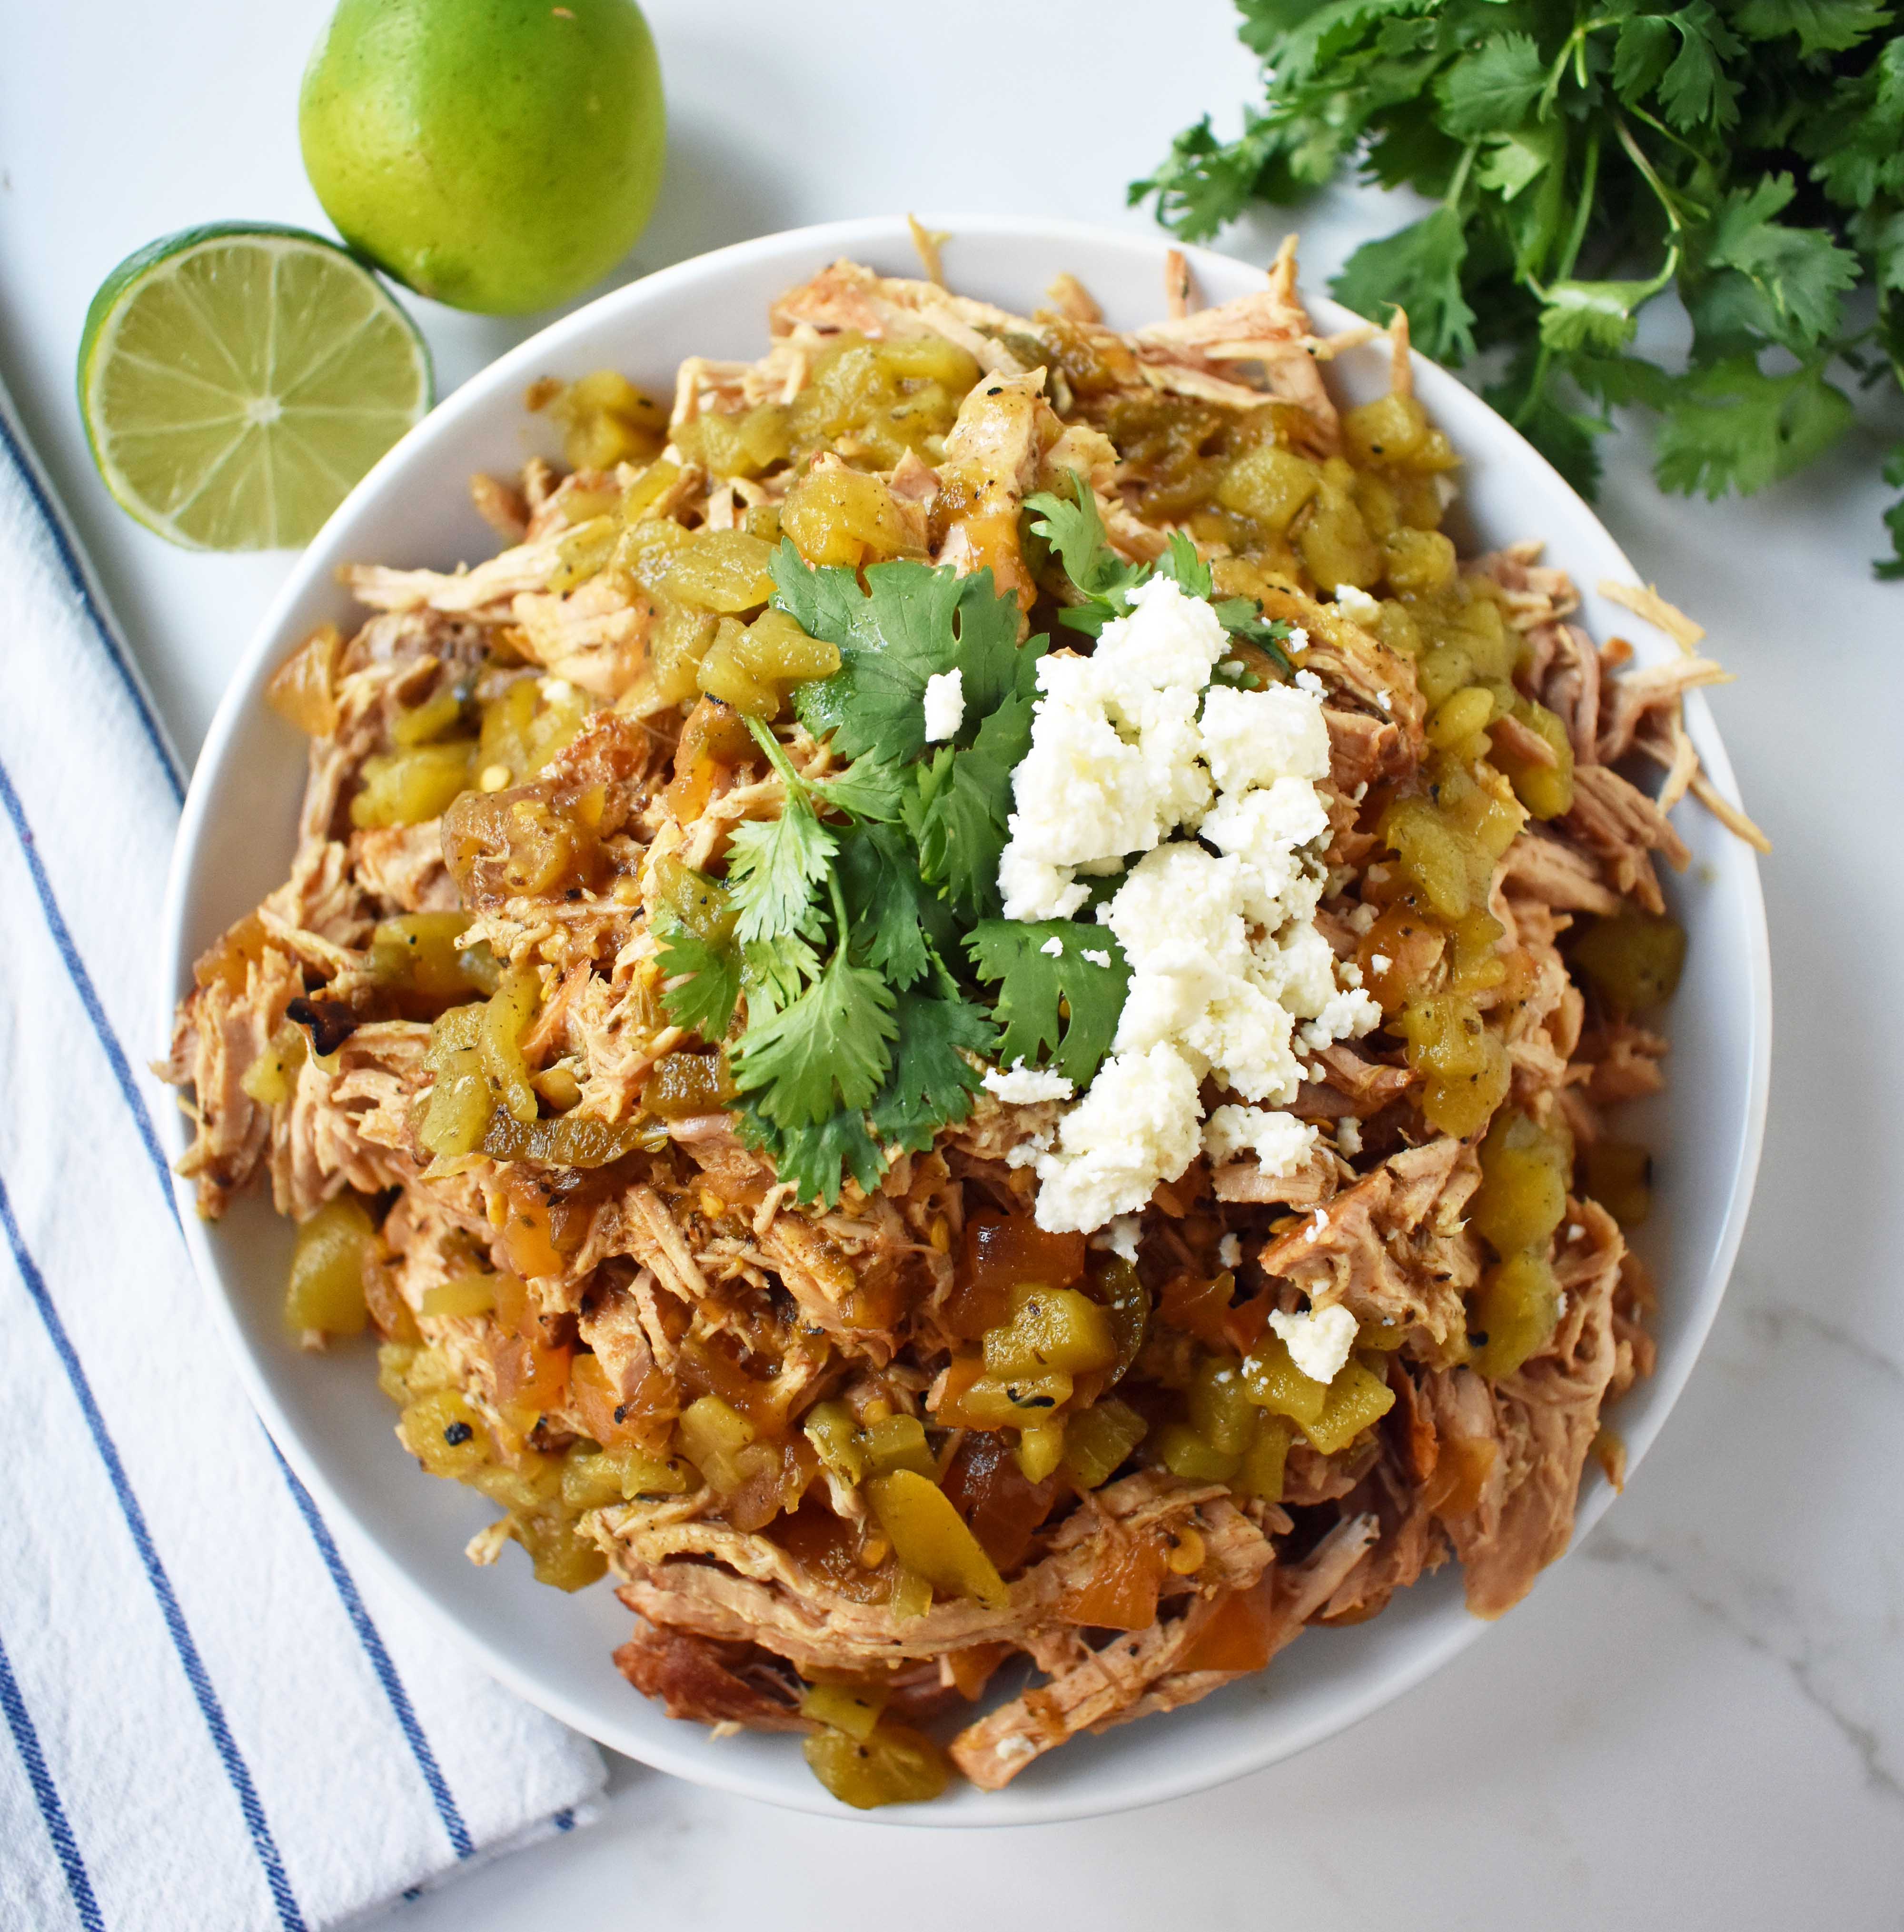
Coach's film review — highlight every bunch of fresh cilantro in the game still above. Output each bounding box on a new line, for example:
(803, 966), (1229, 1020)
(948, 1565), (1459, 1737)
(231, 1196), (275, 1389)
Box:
(651, 498), (1296, 1206)
(1134, 0), (1904, 576)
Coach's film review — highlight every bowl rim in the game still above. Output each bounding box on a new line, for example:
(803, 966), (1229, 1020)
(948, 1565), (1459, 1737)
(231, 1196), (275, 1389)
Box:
(158, 211), (1771, 1826)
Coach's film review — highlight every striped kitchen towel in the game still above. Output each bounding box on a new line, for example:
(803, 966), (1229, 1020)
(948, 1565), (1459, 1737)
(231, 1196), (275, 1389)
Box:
(0, 382), (605, 1932)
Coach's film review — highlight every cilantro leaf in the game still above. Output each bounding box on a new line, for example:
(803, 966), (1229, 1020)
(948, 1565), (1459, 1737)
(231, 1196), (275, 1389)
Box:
(1612, 15), (1675, 102)
(866, 982), (995, 1153)
(735, 1104), (886, 1209)
(1127, 109), (1305, 243)
(1653, 358), (1854, 498)
(724, 792), (835, 946)
(739, 932), (821, 1021)
(815, 752), (905, 823)
(905, 681), (1038, 925)
(1656, 2), (1744, 132)
(1734, 0), (1889, 57)
(1537, 280), (1662, 357)
(834, 820), (957, 990)
(1031, 472), (1292, 668)
(782, 547), (1029, 763)
(1434, 34), (1544, 139)
(1799, 40), (1904, 211)
(1154, 529), (1214, 598)
(656, 923), (741, 1041)
(1026, 471), (1148, 617)
(1211, 598), (1296, 673)
(966, 921), (1130, 1091)
(1701, 177), (1860, 346)
(731, 942), (897, 1129)
(1332, 208), (1477, 365)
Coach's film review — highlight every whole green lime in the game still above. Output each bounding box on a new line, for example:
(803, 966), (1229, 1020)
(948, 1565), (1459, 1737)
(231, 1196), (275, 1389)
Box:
(299, 0), (665, 316)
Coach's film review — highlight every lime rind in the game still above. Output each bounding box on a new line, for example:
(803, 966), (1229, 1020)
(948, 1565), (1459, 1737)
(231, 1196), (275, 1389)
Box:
(79, 223), (434, 551)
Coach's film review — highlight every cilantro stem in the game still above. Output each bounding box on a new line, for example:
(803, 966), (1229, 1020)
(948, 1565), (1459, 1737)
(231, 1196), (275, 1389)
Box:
(1443, 139), (1478, 210)
(826, 868), (853, 959)
(1613, 114), (1685, 239)
(1554, 136), (1600, 286)
(745, 714), (810, 797)
(1621, 100), (1706, 169)
(1538, 16), (1603, 118)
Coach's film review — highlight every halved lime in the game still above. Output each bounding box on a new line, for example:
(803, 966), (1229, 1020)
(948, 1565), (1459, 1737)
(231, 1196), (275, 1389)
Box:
(78, 223), (433, 550)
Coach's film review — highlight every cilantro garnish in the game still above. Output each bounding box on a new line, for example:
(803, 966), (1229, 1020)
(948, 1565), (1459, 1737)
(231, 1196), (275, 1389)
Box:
(724, 794), (834, 947)
(782, 543), (1031, 760)
(966, 921), (1132, 1091)
(657, 923), (742, 1040)
(1135, 0), (1904, 575)
(867, 977), (995, 1153)
(1026, 472), (1294, 670)
(731, 885), (899, 1130)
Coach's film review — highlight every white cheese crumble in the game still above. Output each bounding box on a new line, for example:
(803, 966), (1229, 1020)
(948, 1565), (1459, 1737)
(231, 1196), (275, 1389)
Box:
(922, 667), (965, 742)
(1039, 935), (1063, 957)
(1269, 1303), (1359, 1383)
(1202, 1104), (1317, 1175)
(1030, 1041), (1203, 1235)
(996, 576), (1226, 922)
(1089, 1213), (1144, 1263)
(1369, 952), (1391, 973)
(1337, 1116), (1363, 1156)
(1331, 584), (1381, 622)
(1217, 1232), (1242, 1269)
(983, 1061), (1076, 1105)
(1081, 948), (1111, 968)
(1000, 579), (1381, 1233)
(1198, 685), (1330, 794)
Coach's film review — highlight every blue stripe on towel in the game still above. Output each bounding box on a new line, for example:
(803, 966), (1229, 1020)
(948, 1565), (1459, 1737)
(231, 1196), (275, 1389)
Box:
(0, 400), (183, 805)
(267, 1441), (475, 1859)
(0, 758), (177, 1229)
(0, 1171), (305, 1932)
(0, 746), (472, 1864)
(0, 1623), (106, 1932)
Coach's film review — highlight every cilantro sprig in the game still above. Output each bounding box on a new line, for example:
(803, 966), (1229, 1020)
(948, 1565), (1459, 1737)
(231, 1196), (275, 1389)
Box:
(1026, 471), (1296, 670)
(1135, 1), (1904, 578)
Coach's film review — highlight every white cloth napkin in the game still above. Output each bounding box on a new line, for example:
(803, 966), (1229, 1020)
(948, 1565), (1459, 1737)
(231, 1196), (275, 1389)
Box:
(0, 381), (606, 1932)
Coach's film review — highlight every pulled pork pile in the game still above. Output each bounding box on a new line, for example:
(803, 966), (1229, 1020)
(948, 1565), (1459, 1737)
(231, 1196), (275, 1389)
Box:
(166, 239), (1753, 1806)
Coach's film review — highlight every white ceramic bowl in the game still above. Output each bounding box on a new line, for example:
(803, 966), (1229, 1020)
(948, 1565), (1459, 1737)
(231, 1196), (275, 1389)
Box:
(159, 215), (1770, 1825)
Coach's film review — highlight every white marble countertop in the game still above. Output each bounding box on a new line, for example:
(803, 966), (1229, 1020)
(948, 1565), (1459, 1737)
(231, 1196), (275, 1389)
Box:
(4, 1), (1901, 1922)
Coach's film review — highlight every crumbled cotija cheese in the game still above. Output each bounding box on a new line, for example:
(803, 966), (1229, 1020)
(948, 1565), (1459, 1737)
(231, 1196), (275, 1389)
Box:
(996, 577), (1226, 923)
(922, 667), (964, 742)
(1090, 1213), (1144, 1263)
(999, 579), (1380, 1233)
(982, 1062), (1075, 1105)
(1202, 1104), (1318, 1173)
(1269, 1303), (1359, 1383)
(1031, 1041), (1203, 1233)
